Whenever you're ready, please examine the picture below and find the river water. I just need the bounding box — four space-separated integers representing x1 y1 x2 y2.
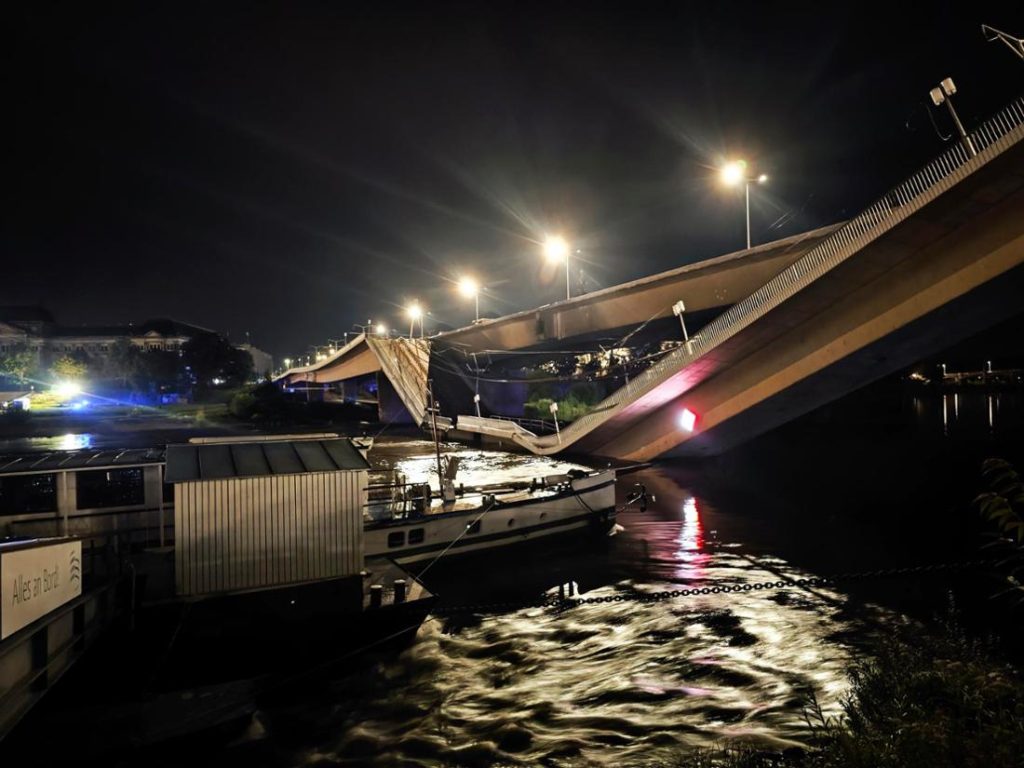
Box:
238 440 896 767
261 389 1023 767
8 387 1023 766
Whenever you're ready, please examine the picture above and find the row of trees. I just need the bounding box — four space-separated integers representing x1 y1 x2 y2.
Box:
0 334 254 396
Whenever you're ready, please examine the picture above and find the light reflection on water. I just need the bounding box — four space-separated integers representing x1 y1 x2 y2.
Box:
932 390 1017 436
280 439 894 767
0 432 95 452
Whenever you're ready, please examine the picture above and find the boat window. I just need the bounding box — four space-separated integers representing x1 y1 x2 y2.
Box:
387 531 405 548
408 528 424 545
467 520 481 535
76 468 145 509
0 473 57 515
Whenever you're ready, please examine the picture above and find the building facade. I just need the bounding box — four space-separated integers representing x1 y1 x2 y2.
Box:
0 307 271 376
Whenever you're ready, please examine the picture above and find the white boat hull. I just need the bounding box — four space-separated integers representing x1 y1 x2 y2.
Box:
364 470 616 565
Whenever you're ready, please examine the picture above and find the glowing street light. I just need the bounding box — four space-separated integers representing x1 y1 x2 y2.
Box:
406 302 424 338
720 160 768 250
283 357 292 369
54 381 82 398
458 276 480 321
543 235 571 300
375 323 387 336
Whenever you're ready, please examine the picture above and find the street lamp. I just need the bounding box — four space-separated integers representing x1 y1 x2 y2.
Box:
982 24 1024 61
406 302 424 338
458 276 480 321
543 235 571 300
929 78 976 157
720 160 768 250
672 300 689 342
375 323 387 336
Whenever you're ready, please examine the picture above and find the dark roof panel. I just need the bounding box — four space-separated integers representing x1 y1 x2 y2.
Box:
198 444 236 480
164 438 368 483
262 442 305 475
0 448 165 477
231 443 272 477
292 440 336 472
322 440 371 471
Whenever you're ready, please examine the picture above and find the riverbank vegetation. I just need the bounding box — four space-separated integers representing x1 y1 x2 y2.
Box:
673 615 1024 767
227 381 375 427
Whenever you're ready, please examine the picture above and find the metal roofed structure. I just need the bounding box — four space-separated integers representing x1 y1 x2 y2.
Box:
166 436 370 597
164 437 370 483
0 448 165 477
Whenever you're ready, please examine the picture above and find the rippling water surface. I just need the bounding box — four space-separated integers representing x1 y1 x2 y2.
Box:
257 438 894 767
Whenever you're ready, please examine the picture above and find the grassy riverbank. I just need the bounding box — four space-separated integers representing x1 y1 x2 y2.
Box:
677 616 1024 768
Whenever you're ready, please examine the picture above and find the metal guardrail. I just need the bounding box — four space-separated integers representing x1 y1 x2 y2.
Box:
512 96 1024 453
491 414 557 434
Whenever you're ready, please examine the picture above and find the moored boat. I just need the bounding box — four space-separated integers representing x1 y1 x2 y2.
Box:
364 466 618 564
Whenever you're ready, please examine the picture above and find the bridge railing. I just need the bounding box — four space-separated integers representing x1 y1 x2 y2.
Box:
520 96 1024 453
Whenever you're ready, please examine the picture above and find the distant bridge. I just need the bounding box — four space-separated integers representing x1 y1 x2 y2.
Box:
281 97 1024 459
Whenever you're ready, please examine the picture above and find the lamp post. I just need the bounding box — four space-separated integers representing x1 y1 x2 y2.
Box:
458 276 480 321
406 302 424 338
352 320 376 336
720 160 768 250
672 300 689 342
544 235 571 300
982 24 1024 61
929 78 976 157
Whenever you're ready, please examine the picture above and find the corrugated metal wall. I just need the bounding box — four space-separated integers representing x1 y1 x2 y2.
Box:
174 471 365 596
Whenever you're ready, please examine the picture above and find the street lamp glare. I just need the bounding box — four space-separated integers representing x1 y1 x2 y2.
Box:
457 276 479 298
375 323 387 336
406 302 423 321
720 160 747 187
757 173 768 184
543 235 569 263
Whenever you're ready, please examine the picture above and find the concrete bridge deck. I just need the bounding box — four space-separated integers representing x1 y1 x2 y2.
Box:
281 97 1024 460
463 97 1024 459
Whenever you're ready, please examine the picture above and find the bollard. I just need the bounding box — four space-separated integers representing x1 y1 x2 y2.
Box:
370 584 383 608
394 579 407 603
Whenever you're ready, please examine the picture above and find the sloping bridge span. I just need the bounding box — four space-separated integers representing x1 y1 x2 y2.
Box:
281 333 380 385
280 336 431 425
465 97 1024 460
436 223 842 352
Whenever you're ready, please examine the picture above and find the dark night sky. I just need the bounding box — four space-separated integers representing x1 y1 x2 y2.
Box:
5 2 1023 358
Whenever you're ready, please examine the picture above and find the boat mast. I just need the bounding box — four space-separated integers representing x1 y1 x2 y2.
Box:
428 378 443 491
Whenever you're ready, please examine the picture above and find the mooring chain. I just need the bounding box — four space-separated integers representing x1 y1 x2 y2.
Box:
430 558 995 616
